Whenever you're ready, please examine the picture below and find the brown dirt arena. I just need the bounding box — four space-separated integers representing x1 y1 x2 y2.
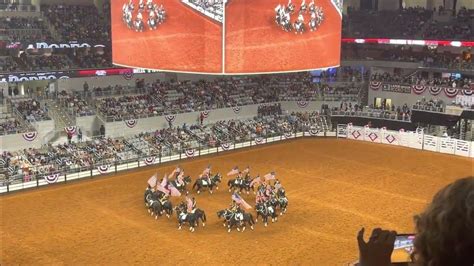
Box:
225 0 342 73
1 139 472 265
111 0 222 73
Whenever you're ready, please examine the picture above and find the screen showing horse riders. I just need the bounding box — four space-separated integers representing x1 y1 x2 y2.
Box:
111 0 342 74
111 0 223 73
225 0 343 74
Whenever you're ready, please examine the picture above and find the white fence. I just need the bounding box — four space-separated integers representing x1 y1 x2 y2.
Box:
337 124 474 158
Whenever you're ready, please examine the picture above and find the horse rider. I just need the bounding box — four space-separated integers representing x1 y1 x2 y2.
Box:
190 197 197 213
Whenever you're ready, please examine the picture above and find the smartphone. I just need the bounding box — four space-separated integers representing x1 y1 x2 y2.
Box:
391 234 415 263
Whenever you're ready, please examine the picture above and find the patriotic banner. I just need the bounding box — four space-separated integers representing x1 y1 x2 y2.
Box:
201 110 210 118
64 126 77 135
227 166 239 176
264 172 276 181
232 193 252 210
44 173 60 184
309 128 320 136
157 185 170 195
370 81 382 90
428 86 442 96
22 131 38 142
97 165 110 174
463 89 473 96
165 114 176 123
254 137 265 145
147 174 158 187
296 101 308 108
144 157 156 165
284 132 293 139
125 119 137 128
444 87 459 98
221 142 232 150
412 85 426 95
185 149 195 158
122 70 134 80
232 106 241 114
186 196 193 212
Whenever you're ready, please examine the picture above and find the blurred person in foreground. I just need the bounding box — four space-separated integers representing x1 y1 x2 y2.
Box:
355 176 474 266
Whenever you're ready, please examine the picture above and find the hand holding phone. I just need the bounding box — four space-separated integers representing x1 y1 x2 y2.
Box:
391 234 416 263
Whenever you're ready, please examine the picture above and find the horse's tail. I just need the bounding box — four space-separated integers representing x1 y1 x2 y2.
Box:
201 210 207 222
227 180 232 187
192 180 198 190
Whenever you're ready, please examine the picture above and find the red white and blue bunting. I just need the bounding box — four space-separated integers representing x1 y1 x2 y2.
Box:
370 81 382 90
444 87 459 98
185 149 195 158
296 101 308 108
412 85 426 95
309 128 320 136
428 86 442 96
22 131 38 142
122 70 134 80
144 157 156 165
254 137 265 145
165 114 176 123
221 142 232 150
97 165 110 174
64 126 77 135
201 110 210 118
125 119 137 128
44 173 60 184
232 106 241 114
463 89 473 96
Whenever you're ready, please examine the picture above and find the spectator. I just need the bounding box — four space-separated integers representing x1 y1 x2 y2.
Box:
100 125 105 136
356 176 474 266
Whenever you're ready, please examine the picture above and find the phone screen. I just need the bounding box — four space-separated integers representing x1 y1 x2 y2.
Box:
391 234 415 263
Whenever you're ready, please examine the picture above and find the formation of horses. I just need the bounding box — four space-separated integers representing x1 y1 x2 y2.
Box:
122 0 166 32
275 0 324 34
143 167 289 233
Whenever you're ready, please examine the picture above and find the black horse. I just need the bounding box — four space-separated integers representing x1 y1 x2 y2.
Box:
255 202 278 227
169 175 192 195
192 173 222 194
217 209 255 232
276 188 288 215
175 207 197 232
193 208 207 227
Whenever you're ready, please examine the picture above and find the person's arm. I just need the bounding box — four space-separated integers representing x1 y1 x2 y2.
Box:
357 228 397 266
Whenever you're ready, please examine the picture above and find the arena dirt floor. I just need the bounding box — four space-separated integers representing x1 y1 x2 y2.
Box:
111 0 222 73
225 0 342 73
1 139 472 265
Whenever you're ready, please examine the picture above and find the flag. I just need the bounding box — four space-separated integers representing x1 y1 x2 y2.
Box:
202 165 211 176
147 174 158 187
250 176 261 187
161 174 168 187
186 196 193 212
243 166 250 174
156 185 170 195
169 184 181 197
264 172 276 181
232 193 252 210
227 166 239 176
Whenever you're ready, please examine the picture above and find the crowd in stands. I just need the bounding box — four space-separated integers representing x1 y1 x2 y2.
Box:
0 17 46 29
413 98 445 112
13 99 51 122
342 44 473 70
57 90 95 117
343 6 473 40
90 75 361 121
371 72 473 88
42 4 110 43
0 111 325 181
258 103 282 117
0 117 22 135
333 101 412 121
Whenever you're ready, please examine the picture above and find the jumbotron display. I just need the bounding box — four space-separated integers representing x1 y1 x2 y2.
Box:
111 0 343 74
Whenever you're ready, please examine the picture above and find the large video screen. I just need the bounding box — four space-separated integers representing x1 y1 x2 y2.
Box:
111 0 343 74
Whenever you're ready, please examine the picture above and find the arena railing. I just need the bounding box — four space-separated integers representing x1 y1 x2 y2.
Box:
0 129 329 194
336 124 474 158
331 110 411 122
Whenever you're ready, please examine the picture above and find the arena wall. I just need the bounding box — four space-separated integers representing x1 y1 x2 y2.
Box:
0 119 54 151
